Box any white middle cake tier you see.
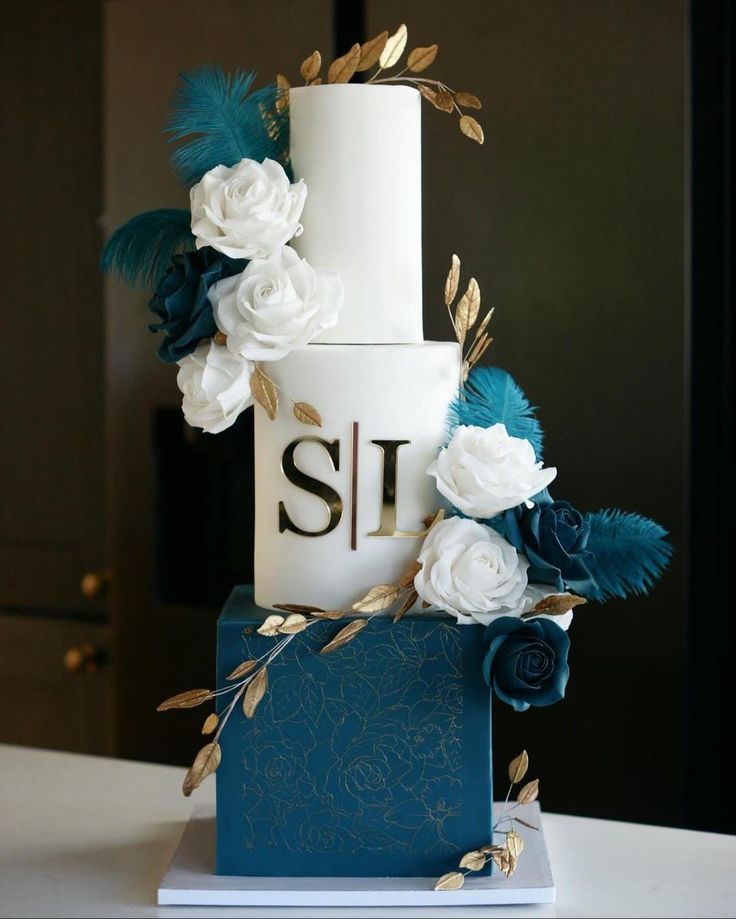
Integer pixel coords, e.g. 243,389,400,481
254,342,461,610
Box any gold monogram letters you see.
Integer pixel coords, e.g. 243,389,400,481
279,435,426,542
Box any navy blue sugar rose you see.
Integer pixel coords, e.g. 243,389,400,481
482,616,570,712
148,249,246,362
503,489,596,596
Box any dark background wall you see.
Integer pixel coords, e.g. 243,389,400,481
1,0,721,833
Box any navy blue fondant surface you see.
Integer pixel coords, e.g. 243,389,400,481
216,586,493,878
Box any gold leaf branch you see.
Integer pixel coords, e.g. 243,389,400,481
442,255,495,385
285,25,483,143
158,522,445,797
434,751,541,890
248,361,323,427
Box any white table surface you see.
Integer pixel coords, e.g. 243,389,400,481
1,744,734,919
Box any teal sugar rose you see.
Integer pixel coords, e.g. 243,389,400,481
502,489,596,596
148,249,245,362
482,616,570,712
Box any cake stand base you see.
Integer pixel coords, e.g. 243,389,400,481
158,801,554,908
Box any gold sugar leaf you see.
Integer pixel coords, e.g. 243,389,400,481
213,330,227,346
251,367,279,420
470,335,493,367
444,253,461,307
492,846,512,878
506,830,523,876
417,84,453,113
459,850,486,871
357,31,389,71
352,584,401,613
517,778,540,805
257,614,285,637
508,750,529,784
201,713,219,735
435,89,455,112
293,401,323,426
421,508,445,531
474,307,495,342
157,688,212,712
459,114,485,144
407,44,438,73
480,844,506,855
182,742,221,797
455,91,482,109
393,589,418,623
300,50,321,83
226,660,257,681
455,278,480,346
310,610,345,620
521,594,586,619
327,43,361,84
275,73,290,113
379,23,408,69
417,84,439,106
320,619,368,654
273,603,324,614
399,559,421,588
243,667,268,718
278,613,310,634
434,871,464,891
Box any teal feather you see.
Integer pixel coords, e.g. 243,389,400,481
166,67,289,185
100,208,194,287
448,366,544,458
583,508,673,601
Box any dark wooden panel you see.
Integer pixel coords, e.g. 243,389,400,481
0,1,104,614
104,0,334,763
0,612,113,755
368,0,686,826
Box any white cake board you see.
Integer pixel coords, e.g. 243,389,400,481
158,801,555,908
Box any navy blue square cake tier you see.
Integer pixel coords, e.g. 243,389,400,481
216,586,493,878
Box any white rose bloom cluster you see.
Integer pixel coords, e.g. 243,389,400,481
177,341,254,435
211,246,342,362
414,517,575,630
177,157,343,432
190,158,307,260
418,425,574,628
429,423,557,519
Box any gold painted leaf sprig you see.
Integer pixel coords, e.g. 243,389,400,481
443,254,494,383
210,342,324,428
278,24,484,144
434,749,541,890
157,529,437,797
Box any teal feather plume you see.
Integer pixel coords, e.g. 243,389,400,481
583,508,673,601
448,366,544,458
100,208,194,287
166,67,289,185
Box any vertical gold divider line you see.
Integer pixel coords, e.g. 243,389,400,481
350,421,359,551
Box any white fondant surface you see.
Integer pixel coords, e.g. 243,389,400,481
254,342,461,610
289,85,423,344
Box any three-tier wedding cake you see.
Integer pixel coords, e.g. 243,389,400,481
102,26,671,890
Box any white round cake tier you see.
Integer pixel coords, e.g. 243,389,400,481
254,342,460,610
289,84,423,345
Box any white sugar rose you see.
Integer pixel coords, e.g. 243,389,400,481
210,245,343,361
190,158,307,259
414,516,529,625
176,340,253,434
429,424,557,519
